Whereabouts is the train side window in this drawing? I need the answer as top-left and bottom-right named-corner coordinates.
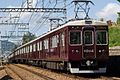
top-left (25, 47), bottom-right (27, 53)
top-left (37, 42), bottom-right (40, 51)
top-left (26, 47), bottom-right (27, 53)
top-left (84, 31), bottom-right (93, 45)
top-left (33, 44), bottom-right (36, 52)
top-left (21, 48), bottom-right (22, 54)
top-left (23, 48), bottom-right (24, 53)
top-left (30, 45), bottom-right (32, 52)
top-left (28, 46), bottom-right (29, 53)
top-left (20, 49), bottom-right (21, 54)
top-left (70, 31), bottom-right (81, 45)
top-left (24, 47), bottom-right (26, 53)
top-left (60, 33), bottom-right (65, 46)
top-left (18, 50), bottom-right (19, 55)
top-left (51, 35), bottom-right (58, 48)
top-left (40, 41), bottom-right (42, 50)
top-left (26, 46), bottom-right (28, 53)
top-left (26, 46), bottom-right (27, 53)
top-left (20, 49), bottom-right (22, 54)
top-left (22, 48), bottom-right (23, 54)
top-left (44, 39), bottom-right (49, 49)
top-left (96, 31), bottom-right (107, 45)
top-left (21, 49), bottom-right (22, 54)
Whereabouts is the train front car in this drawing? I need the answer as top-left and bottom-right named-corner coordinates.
top-left (67, 20), bottom-right (109, 73)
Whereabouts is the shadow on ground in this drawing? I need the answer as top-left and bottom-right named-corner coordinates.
top-left (0, 75), bottom-right (13, 80)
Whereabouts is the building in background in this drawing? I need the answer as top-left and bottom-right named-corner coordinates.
top-left (0, 40), bottom-right (16, 56)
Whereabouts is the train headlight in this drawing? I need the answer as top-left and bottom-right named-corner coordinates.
top-left (76, 50), bottom-right (79, 53)
top-left (72, 49), bottom-right (79, 53)
top-left (86, 60), bottom-right (94, 66)
top-left (99, 50), bottom-right (102, 53)
top-left (86, 60), bottom-right (91, 66)
top-left (99, 49), bottom-right (105, 53)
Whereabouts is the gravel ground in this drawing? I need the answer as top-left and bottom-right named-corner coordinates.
top-left (8, 64), bottom-right (47, 80)
top-left (1, 64), bottom-right (120, 80)
top-left (5, 65), bottom-right (22, 80)
top-left (15, 64), bottom-right (86, 80)
top-left (16, 64), bottom-right (113, 80)
top-left (0, 69), bottom-right (7, 79)
top-left (16, 64), bottom-right (120, 80)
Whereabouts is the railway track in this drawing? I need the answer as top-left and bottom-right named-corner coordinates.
top-left (13, 64), bottom-right (116, 80)
top-left (11, 64), bottom-right (55, 80)
top-left (14, 64), bottom-right (87, 80)
top-left (3, 63), bottom-right (120, 80)
top-left (0, 66), bottom-right (13, 80)
top-left (5, 65), bottom-right (26, 80)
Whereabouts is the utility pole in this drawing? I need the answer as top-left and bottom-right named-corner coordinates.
top-left (63, 0), bottom-right (67, 22)
top-left (49, 18), bottom-right (63, 30)
top-left (0, 0), bottom-right (67, 39)
top-left (27, 0), bottom-right (33, 8)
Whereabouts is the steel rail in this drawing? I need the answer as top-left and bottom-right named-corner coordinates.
top-left (13, 64), bottom-right (55, 80)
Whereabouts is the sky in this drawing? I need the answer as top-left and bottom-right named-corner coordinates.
top-left (0, 0), bottom-right (119, 43)
top-left (92, 0), bottom-right (120, 21)
top-left (0, 0), bottom-right (119, 21)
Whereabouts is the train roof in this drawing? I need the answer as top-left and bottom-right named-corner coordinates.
top-left (15, 19), bottom-right (108, 50)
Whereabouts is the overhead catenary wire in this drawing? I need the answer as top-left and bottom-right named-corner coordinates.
top-left (30, 1), bottom-right (53, 33)
top-left (32, 0), bottom-right (58, 33)
top-left (3, 0), bottom-right (73, 43)
top-left (7, 0), bottom-right (28, 41)
top-left (28, 0), bottom-right (39, 23)
top-left (31, 0), bottom-right (71, 34)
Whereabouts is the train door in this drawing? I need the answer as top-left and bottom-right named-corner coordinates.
top-left (82, 27), bottom-right (96, 59)
top-left (60, 32), bottom-right (66, 59)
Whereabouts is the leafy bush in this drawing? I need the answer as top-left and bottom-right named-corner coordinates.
top-left (109, 26), bottom-right (120, 47)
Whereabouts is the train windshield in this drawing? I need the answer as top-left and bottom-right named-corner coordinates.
top-left (96, 31), bottom-right (107, 45)
top-left (70, 31), bottom-right (81, 44)
top-left (84, 31), bottom-right (93, 45)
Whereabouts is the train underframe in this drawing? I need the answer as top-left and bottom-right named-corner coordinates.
top-left (69, 60), bottom-right (107, 73)
top-left (11, 58), bottom-right (107, 73)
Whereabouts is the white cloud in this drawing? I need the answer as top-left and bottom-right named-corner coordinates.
top-left (96, 3), bottom-right (120, 21)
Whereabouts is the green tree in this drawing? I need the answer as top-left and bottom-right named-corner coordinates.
top-left (109, 27), bottom-right (120, 47)
top-left (117, 0), bottom-right (120, 24)
top-left (12, 44), bottom-right (18, 51)
top-left (117, 0), bottom-right (120, 2)
top-left (22, 31), bottom-right (36, 44)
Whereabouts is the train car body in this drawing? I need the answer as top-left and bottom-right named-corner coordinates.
top-left (9, 19), bottom-right (109, 73)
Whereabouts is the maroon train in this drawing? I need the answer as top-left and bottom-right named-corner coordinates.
top-left (8, 19), bottom-right (109, 73)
